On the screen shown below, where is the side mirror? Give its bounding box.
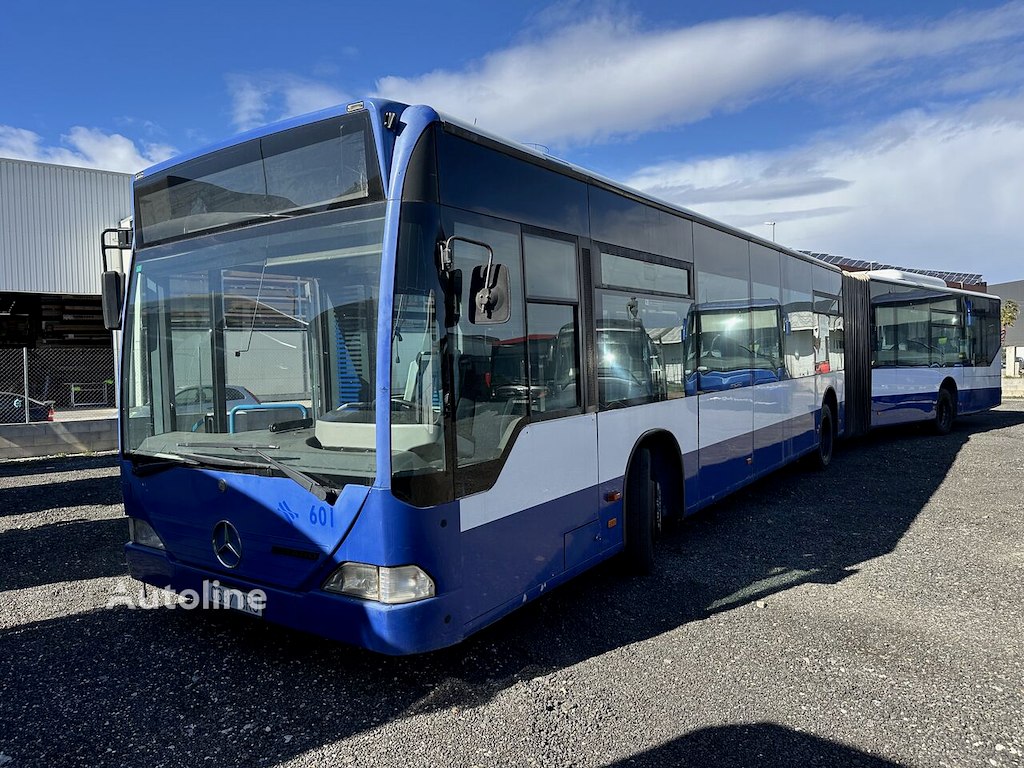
[100,227,131,331]
[439,235,511,325]
[469,262,510,324]
[101,270,125,330]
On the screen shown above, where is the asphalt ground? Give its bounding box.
[0,403,1022,768]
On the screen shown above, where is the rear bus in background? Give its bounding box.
[100,100,1002,654]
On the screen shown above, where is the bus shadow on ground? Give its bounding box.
[0,407,1020,766]
[598,723,901,767]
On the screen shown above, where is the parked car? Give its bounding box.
[0,392,55,423]
[172,384,261,414]
[128,385,262,431]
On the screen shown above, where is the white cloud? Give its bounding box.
[375,3,1024,147]
[0,125,175,173]
[226,73,350,132]
[625,96,1024,283]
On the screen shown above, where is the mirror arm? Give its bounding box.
[439,235,497,316]
[477,250,495,315]
[101,227,133,271]
[439,239,454,273]
[439,235,493,275]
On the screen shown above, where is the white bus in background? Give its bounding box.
[867,269,1001,433]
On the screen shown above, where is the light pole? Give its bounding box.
[764,221,776,242]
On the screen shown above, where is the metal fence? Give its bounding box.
[0,346,115,424]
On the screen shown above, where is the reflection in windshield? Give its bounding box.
[121,204,385,485]
[135,112,383,247]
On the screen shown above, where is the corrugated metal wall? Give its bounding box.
[0,158,131,295]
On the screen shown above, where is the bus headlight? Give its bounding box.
[128,518,165,550]
[322,563,435,604]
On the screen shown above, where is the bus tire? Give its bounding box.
[934,388,955,435]
[812,404,835,470]
[624,446,660,574]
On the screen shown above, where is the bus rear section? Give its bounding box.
[867,271,1002,431]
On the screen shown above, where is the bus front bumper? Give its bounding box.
[124,543,462,655]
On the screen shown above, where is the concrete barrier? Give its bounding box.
[1003,377,1024,398]
[0,418,118,460]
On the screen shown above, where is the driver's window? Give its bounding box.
[443,211,526,471]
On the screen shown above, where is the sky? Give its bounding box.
[1,1,1022,282]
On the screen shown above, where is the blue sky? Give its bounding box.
[2,1,1022,282]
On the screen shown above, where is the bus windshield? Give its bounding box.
[121,203,386,485]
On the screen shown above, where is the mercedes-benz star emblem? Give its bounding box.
[212,520,243,569]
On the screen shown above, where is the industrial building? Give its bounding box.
[0,157,131,413]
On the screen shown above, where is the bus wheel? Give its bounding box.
[934,388,955,435]
[624,446,661,574]
[812,404,835,470]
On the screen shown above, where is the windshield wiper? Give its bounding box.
[177,451,271,471]
[130,452,201,477]
[129,450,268,476]
[232,446,339,504]
[137,444,338,503]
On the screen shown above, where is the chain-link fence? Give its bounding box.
[0,346,115,423]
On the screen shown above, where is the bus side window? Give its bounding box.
[523,232,580,415]
[594,248,690,405]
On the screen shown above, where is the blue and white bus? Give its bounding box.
[101,99,1002,654]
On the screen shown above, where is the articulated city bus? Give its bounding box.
[101,99,1002,654]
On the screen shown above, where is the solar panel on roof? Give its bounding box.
[798,251,983,285]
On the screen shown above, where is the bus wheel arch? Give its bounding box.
[622,430,683,574]
[935,378,958,435]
